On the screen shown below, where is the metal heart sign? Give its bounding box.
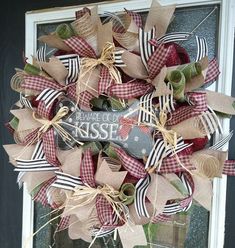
[56,98,154,158]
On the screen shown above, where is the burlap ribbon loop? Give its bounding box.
[78,42,122,86]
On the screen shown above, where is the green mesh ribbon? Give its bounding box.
[180,62,202,81]
[9,117,19,130]
[30,184,43,198]
[108,97,126,111]
[103,144,118,159]
[82,141,102,155]
[24,63,41,75]
[119,183,136,205]
[167,70,186,102]
[55,23,74,39]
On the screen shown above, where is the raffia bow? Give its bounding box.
[70,184,128,222]
[77,42,122,91]
[155,109,178,148]
[32,106,84,145]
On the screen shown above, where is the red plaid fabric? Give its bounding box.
[64,37,96,58]
[22,75,60,92]
[75,7,90,19]
[57,216,70,231]
[23,75,76,102]
[67,83,77,101]
[160,155,195,174]
[109,81,153,99]
[80,149,96,187]
[152,214,171,223]
[78,90,93,110]
[125,9,143,28]
[148,44,173,80]
[223,160,235,176]
[96,195,114,226]
[33,177,56,206]
[98,66,114,95]
[114,147,146,179]
[42,129,60,166]
[205,58,220,84]
[37,101,53,119]
[167,92,207,126]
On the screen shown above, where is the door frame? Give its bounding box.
[24,0,235,247]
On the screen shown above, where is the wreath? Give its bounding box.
[4,1,235,247]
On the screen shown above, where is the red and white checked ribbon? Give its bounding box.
[205,58,220,85]
[109,80,153,99]
[114,147,146,179]
[33,177,56,206]
[79,149,118,226]
[22,75,77,102]
[148,44,174,80]
[223,160,235,176]
[125,9,143,28]
[167,92,208,126]
[64,36,96,58]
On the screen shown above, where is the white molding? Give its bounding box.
[24,0,235,248]
[208,0,235,248]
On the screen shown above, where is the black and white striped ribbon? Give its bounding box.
[199,107,222,139]
[113,50,125,67]
[36,88,64,108]
[158,83,175,113]
[167,137,192,157]
[157,32,191,44]
[207,105,223,133]
[163,173,192,215]
[111,204,129,226]
[56,54,80,84]
[36,44,46,62]
[209,131,233,150]
[31,140,45,160]
[15,158,59,172]
[16,141,45,183]
[15,140,59,172]
[138,92,154,124]
[51,171,83,191]
[145,137,192,170]
[139,27,156,69]
[20,93,33,109]
[135,174,151,217]
[92,227,115,238]
[195,36,208,62]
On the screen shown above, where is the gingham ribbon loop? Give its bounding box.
[79,42,122,85]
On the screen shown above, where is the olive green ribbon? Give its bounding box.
[167,70,186,102]
[56,23,75,39]
[119,183,136,205]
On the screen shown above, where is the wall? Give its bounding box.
[0,1,234,248]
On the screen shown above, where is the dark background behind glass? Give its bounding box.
[0,1,234,247]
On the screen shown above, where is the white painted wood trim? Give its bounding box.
[24,0,235,247]
[208,1,235,248]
